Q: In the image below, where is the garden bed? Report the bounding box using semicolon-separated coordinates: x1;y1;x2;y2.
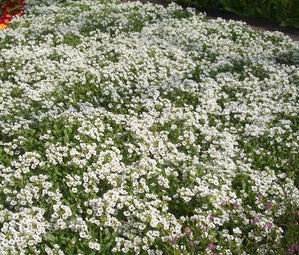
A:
0;0;298;254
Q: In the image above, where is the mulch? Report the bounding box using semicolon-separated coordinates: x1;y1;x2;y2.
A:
123;0;299;41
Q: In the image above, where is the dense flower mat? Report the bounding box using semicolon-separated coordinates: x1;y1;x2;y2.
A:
0;0;299;254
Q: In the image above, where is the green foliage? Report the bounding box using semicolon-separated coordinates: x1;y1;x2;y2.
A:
175;0;299;28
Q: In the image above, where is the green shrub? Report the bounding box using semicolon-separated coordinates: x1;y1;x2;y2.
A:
174;0;299;28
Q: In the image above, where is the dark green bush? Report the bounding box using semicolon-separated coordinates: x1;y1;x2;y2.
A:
174;0;299;28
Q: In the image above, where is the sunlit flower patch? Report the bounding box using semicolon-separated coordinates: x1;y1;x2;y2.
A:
0;0;298;254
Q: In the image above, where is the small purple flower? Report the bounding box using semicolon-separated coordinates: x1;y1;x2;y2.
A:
251;216;260;224
183;226;192;236
265;222;273;230
233;203;240;209
169;237;178;245
257;194;263;201
265;202;273;210
288;243;299;254
208;243;217;251
188;240;195;247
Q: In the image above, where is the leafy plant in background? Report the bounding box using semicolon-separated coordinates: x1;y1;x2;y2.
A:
175;0;299;28
220;0;299;28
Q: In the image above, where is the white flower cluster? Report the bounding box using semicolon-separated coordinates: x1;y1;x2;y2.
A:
0;0;298;254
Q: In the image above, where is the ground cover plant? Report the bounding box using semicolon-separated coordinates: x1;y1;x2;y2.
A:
174;0;299;28
0;0;299;254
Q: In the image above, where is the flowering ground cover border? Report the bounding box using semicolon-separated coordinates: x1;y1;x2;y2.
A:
0;0;298;254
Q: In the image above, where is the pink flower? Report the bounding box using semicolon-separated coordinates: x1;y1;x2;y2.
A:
288;243;299;254
183;226;192;236
265;202;273;210
208;243;217;251
251;216;260;224
265;222;273;230
208;215;214;222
